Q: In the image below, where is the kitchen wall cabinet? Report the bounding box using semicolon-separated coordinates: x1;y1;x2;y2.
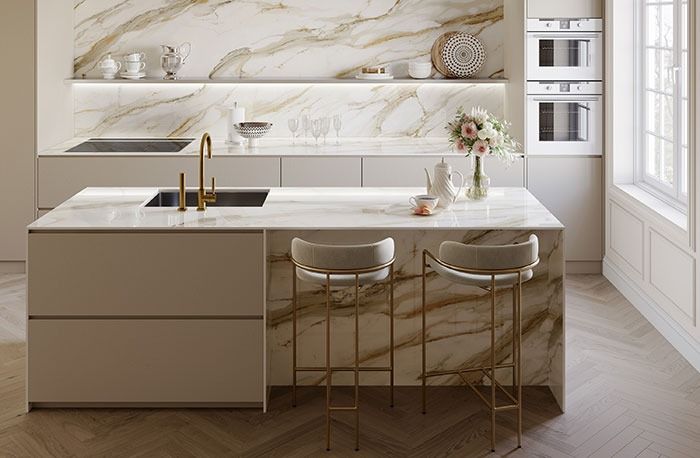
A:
528;0;602;18
37;156;280;209
281;157;362;187
362;156;525;188
528;156;603;263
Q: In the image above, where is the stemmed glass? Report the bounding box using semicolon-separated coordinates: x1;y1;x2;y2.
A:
287;118;299;145
311;119;322;146
301;112;311;144
333;114;342;144
320;117;331;145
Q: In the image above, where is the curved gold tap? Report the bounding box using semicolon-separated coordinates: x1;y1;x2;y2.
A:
197;132;216;211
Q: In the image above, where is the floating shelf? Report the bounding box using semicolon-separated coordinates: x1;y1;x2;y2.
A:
66;77;509;85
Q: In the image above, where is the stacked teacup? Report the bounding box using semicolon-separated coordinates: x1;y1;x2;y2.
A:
99;54;121;79
122;52;146;79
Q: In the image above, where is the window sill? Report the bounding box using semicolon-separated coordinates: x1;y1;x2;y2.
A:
615;184;688;231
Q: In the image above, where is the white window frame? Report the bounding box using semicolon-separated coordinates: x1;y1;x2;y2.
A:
634;0;689;211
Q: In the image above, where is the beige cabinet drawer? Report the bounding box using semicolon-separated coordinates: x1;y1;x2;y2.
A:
528;0;602;18
362;156;524;187
28;319;263;403
28;232;264;316
37;156;280;208
281;157;361;187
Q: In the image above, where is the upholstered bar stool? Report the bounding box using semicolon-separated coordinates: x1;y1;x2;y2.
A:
290;237;396;451
421;235;539;452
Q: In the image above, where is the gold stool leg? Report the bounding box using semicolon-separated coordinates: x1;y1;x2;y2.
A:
512;284;517;399
517;273;523;448
325;275;332;452
389;264;395;408
421;252;427;415
490;276;496;453
292;265;297;408
354;274;360;451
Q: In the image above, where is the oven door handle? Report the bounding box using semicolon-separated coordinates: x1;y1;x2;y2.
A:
529;33;599;40
530;97;600;102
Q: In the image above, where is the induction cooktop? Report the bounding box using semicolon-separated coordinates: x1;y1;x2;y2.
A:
66;138;195;153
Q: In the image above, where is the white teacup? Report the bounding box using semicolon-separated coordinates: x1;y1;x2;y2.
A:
125;52;145;62
409;195;440;212
124;61;146;73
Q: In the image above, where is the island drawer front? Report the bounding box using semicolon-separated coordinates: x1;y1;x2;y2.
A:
37;157;280;208
28;232;264;316
281;157;362;187
28;319;263;403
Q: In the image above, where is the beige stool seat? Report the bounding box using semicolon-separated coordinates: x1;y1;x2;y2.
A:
422;235;539;453
290;237;396;452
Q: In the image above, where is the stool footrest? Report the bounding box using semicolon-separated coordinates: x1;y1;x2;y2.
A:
296;366;392;372
329;405;358;411
457;372;520;411
425;363;515;379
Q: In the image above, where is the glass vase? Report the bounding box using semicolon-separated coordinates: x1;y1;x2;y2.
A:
466;155;490;200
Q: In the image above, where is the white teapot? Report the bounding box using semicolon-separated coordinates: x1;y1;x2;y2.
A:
425;158;464;208
99;54;121;78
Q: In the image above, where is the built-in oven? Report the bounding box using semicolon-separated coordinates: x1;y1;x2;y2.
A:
527;18;603;81
526;82;602;156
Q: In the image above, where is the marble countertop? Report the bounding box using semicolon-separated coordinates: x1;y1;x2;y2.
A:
28;187;564;231
38;137;472;157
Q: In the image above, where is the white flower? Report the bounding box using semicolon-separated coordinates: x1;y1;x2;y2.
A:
489;132;503;147
470;106;489;125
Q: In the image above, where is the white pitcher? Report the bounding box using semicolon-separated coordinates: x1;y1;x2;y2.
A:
425;158;465;208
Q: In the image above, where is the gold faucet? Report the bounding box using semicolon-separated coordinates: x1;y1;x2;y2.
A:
197;132;217;211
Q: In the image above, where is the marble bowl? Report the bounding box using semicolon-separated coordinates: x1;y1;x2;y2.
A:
233;122;273;147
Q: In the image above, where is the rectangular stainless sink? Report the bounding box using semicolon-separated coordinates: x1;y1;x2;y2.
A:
145;190;269;208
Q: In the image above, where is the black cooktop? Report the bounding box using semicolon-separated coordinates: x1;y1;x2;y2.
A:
66;138;195;153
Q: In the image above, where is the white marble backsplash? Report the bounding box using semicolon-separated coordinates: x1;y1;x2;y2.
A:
74;83;504;138
72;0;505;138
74;0;504;79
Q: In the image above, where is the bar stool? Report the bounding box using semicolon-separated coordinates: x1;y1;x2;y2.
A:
290;237;396;451
421;235;539;452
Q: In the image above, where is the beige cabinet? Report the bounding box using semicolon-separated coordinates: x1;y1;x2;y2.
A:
528;0;602;18
37;156;280;209
28;232;264;316
362;156;525;188
281;157;362;187
528;156;603;261
28;319;263;404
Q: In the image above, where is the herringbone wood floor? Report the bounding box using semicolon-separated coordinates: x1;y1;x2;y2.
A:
0;274;698;457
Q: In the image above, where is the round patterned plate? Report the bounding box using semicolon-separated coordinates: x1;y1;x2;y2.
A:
431;32;485;78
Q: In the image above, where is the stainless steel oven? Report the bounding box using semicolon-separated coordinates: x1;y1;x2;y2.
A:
527;18;603;81
526;82;603;156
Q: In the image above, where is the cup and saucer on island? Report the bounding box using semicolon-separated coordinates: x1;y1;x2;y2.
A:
409;195;440;216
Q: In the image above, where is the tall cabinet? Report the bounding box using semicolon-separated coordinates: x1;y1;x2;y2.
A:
0;1;35;268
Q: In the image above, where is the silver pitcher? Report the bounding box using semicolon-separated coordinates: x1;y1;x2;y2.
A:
160;42;191;80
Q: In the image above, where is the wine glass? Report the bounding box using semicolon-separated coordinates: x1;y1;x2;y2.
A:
311;119;322;146
287;118;299;145
301;113;311;144
333;114;342;144
320;117;331;145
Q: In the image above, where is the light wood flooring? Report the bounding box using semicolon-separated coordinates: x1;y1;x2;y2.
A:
0;274;698;457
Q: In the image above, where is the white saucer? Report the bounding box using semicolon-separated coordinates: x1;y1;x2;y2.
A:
120;71;146;80
355;73;394;80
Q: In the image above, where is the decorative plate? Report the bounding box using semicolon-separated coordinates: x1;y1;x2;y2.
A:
431;32;485;78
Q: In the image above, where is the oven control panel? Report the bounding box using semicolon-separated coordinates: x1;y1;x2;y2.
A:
527;18;602;32
527;81;603;95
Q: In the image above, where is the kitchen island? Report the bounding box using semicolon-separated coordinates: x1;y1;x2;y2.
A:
27;187;565;412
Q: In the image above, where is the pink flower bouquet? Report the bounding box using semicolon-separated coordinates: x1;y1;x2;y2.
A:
447;106;518;163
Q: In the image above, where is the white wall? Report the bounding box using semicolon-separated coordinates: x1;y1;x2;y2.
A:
604;0;700;371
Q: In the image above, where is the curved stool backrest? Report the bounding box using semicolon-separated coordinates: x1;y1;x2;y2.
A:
438;235;539;273
291;237;395;272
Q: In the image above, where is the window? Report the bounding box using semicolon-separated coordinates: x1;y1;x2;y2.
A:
636;0;690;209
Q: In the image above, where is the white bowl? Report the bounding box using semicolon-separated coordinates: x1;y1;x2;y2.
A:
409;62;433;79
233;122;273;147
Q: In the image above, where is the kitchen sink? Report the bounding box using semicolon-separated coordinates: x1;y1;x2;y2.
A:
145;190;269;208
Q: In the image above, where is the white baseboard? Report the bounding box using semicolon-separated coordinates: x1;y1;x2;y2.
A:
566;261;602;274
0;261;25;274
603;258;700;373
